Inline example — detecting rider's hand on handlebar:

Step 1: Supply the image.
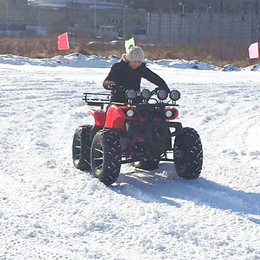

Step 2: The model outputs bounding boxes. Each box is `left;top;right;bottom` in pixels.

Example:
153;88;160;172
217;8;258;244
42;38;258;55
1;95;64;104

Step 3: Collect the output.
109;83;125;91
108;83;116;89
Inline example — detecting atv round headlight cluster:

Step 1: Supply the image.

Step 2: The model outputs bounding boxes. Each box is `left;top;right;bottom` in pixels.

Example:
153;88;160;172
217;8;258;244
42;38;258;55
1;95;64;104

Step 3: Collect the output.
141;89;151;100
170;90;181;101
125;89;137;100
157;90;168;100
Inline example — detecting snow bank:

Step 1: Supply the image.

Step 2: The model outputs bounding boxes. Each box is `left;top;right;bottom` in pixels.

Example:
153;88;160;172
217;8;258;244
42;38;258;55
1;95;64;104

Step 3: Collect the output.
0;53;259;71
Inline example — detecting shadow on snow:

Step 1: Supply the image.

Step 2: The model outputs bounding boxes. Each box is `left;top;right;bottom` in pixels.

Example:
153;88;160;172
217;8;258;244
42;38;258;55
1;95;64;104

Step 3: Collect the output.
111;162;260;221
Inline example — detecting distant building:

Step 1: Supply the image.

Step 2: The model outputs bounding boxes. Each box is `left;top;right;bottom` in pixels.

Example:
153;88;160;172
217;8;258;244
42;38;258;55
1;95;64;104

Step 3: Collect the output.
0;0;29;34
23;0;146;38
1;0;259;43
60;1;147;39
98;25;118;38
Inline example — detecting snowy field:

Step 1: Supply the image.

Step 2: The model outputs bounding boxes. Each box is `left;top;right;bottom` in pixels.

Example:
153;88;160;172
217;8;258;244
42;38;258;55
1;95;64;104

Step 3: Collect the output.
0;54;260;260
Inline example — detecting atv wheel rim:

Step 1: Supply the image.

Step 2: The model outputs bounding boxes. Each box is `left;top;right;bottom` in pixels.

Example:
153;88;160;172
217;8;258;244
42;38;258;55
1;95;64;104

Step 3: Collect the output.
93;143;104;175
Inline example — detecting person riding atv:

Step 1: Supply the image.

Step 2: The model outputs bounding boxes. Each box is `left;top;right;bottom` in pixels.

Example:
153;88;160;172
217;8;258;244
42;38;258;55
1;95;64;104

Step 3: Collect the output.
72;46;203;186
103;46;170;102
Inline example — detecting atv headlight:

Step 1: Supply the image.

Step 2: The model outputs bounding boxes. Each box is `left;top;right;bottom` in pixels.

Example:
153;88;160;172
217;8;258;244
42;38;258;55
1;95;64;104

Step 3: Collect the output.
165;110;173;118
125;89;137;100
157;90;168;100
126;110;134;117
170;90;181;101
141;89;151;100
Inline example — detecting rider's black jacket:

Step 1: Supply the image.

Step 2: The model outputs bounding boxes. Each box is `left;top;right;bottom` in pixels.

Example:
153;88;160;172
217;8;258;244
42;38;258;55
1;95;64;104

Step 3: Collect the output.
103;60;170;102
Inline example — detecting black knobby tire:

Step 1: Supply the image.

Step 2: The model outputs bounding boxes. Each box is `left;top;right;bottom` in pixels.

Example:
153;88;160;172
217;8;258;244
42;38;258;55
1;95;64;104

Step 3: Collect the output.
72;126;92;170
174;127;203;179
91;130;121;186
133;160;159;170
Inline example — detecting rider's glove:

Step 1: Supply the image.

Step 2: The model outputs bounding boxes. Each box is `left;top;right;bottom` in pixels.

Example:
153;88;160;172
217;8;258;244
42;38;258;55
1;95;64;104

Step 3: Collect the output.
108;83;115;89
109;83;124;91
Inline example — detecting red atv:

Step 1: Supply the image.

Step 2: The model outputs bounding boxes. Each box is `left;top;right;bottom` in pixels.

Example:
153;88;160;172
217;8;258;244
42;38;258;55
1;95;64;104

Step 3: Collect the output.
72;88;203;185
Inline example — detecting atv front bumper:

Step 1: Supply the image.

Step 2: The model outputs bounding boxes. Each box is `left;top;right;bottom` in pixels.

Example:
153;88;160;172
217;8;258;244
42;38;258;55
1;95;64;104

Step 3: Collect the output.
126;121;183;137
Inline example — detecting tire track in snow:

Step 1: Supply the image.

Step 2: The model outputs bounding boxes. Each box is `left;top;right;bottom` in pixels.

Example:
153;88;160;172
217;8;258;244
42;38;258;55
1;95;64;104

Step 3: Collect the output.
1;65;260;260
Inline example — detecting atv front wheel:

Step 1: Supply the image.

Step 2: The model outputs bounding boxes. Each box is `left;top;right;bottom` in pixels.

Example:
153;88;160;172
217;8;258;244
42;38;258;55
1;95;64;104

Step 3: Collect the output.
174;127;203;179
72;126;92;170
91;130;121;185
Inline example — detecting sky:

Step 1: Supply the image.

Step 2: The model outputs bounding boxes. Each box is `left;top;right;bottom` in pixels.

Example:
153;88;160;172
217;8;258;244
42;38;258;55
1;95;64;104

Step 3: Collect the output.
0;53;260;259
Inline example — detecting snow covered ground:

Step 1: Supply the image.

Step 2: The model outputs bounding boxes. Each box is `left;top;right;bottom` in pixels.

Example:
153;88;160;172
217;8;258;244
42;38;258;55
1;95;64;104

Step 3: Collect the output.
0;54;260;260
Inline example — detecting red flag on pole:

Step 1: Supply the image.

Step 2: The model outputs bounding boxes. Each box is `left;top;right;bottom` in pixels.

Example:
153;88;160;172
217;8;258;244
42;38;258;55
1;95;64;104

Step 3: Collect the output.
57;32;69;51
248;42;259;59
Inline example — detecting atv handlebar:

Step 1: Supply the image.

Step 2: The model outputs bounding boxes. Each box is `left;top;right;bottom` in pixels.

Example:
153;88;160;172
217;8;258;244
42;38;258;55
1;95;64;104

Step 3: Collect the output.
151;87;160;95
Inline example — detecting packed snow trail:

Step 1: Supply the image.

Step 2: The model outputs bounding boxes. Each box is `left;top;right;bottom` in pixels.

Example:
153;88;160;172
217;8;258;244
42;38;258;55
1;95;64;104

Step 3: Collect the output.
0;58;260;260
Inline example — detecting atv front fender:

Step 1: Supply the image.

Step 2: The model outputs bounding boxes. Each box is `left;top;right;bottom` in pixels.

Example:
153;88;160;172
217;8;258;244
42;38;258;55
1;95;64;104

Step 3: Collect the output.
87;109;106;127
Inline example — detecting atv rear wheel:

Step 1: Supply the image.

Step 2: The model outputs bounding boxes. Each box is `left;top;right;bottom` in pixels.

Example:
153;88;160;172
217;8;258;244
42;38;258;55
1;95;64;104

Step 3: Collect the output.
174;127;203;179
91;130;121;186
133;160;159;170
72;126;92;170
